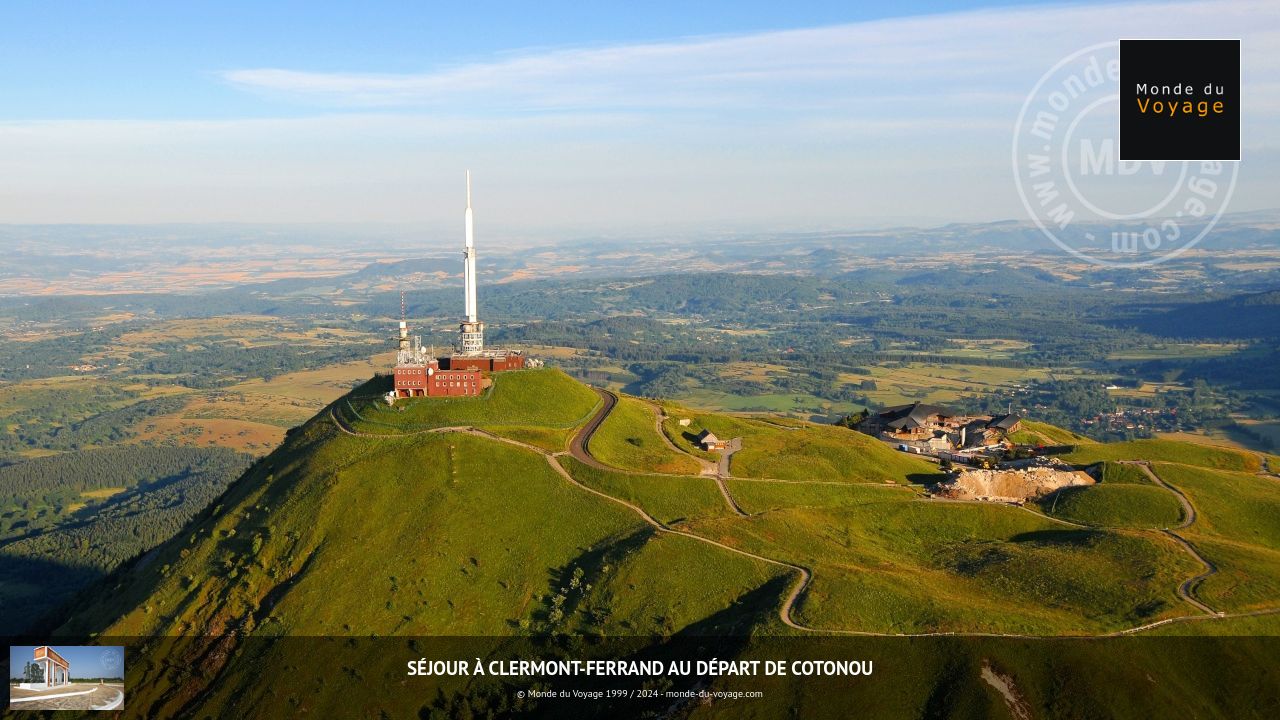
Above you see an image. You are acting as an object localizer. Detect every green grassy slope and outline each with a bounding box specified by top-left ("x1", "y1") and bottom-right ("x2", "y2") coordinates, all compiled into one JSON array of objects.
[
  {"x1": 561, "y1": 456, "x2": 729, "y2": 525},
  {"x1": 1064, "y1": 439, "x2": 1261, "y2": 472},
  {"x1": 588, "y1": 395, "x2": 701, "y2": 474},
  {"x1": 1038, "y1": 484, "x2": 1186, "y2": 529},
  {"x1": 1011, "y1": 419, "x2": 1094, "y2": 445},
  {"x1": 663, "y1": 407, "x2": 940, "y2": 483},
  {"x1": 58, "y1": 399, "x2": 771, "y2": 641},
  {"x1": 40, "y1": 369, "x2": 1280, "y2": 716},
  {"x1": 687, "y1": 485, "x2": 1198, "y2": 635},
  {"x1": 346, "y1": 368, "x2": 600, "y2": 433},
  {"x1": 1100, "y1": 461, "x2": 1155, "y2": 484},
  {"x1": 1153, "y1": 463, "x2": 1280, "y2": 611}
]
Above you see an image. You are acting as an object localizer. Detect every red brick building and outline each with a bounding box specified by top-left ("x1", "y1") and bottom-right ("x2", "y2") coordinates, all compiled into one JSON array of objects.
[
  {"x1": 441, "y1": 351, "x2": 525, "y2": 372},
  {"x1": 394, "y1": 360, "x2": 482, "y2": 398}
]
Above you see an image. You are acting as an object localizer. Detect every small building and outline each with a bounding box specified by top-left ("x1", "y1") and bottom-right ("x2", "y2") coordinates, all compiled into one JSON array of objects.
[
  {"x1": 860, "y1": 402, "x2": 962, "y2": 440},
  {"x1": 33, "y1": 646, "x2": 70, "y2": 688},
  {"x1": 696, "y1": 430, "x2": 727, "y2": 451},
  {"x1": 925, "y1": 431, "x2": 953, "y2": 453},
  {"x1": 987, "y1": 414, "x2": 1023, "y2": 433}
]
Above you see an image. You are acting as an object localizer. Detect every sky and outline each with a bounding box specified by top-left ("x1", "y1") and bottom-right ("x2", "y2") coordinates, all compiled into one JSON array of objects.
[
  {"x1": 1, "y1": 0, "x2": 1277, "y2": 237},
  {"x1": 8, "y1": 646, "x2": 124, "y2": 680}
]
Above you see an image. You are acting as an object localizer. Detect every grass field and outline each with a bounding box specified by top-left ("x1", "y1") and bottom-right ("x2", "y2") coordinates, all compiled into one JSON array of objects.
[
  {"x1": 1009, "y1": 420, "x2": 1094, "y2": 446},
  {"x1": 588, "y1": 396, "x2": 702, "y2": 475},
  {"x1": 1063, "y1": 439, "x2": 1261, "y2": 473},
  {"x1": 80, "y1": 486, "x2": 127, "y2": 500},
  {"x1": 479, "y1": 425, "x2": 574, "y2": 453},
  {"x1": 663, "y1": 409, "x2": 940, "y2": 483},
  {"x1": 348, "y1": 368, "x2": 600, "y2": 433},
  {"x1": 681, "y1": 486, "x2": 1197, "y2": 634},
  {"x1": 1105, "y1": 343, "x2": 1243, "y2": 361},
  {"x1": 562, "y1": 456, "x2": 730, "y2": 525},
  {"x1": 678, "y1": 388, "x2": 859, "y2": 416},
  {"x1": 63, "y1": 421, "x2": 774, "y2": 642},
  {"x1": 724, "y1": 479, "x2": 919, "y2": 514},
  {"x1": 1100, "y1": 461, "x2": 1155, "y2": 484},
  {"x1": 1153, "y1": 463, "x2": 1280, "y2": 612},
  {"x1": 47, "y1": 368, "x2": 1280, "y2": 719},
  {"x1": 1038, "y1": 484, "x2": 1185, "y2": 529},
  {"x1": 133, "y1": 417, "x2": 285, "y2": 454}
]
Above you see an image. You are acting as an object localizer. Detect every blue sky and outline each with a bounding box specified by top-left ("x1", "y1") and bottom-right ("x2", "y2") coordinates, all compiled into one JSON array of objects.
[
  {"x1": 1, "y1": 0, "x2": 1073, "y2": 120},
  {"x1": 1, "y1": 0, "x2": 1276, "y2": 233},
  {"x1": 8, "y1": 646, "x2": 124, "y2": 680}
]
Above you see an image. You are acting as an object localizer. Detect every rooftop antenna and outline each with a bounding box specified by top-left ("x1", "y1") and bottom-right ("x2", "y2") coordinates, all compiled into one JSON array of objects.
[{"x1": 400, "y1": 290, "x2": 406, "y2": 324}]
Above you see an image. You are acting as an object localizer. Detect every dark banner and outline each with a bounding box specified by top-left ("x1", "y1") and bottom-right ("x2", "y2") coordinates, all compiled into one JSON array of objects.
[{"x1": 5, "y1": 635, "x2": 1279, "y2": 719}]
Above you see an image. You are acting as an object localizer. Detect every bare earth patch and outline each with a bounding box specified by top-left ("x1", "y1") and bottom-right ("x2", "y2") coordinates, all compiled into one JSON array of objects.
[{"x1": 934, "y1": 459, "x2": 1095, "y2": 503}]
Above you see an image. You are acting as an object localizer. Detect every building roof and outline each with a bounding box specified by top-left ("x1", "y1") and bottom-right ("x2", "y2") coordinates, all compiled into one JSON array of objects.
[
  {"x1": 877, "y1": 402, "x2": 959, "y2": 430},
  {"x1": 695, "y1": 430, "x2": 720, "y2": 444},
  {"x1": 988, "y1": 414, "x2": 1022, "y2": 430}
]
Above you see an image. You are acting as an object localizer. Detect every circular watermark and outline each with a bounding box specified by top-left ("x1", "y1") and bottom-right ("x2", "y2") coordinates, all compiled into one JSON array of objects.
[
  {"x1": 1012, "y1": 41, "x2": 1237, "y2": 267},
  {"x1": 100, "y1": 647, "x2": 123, "y2": 672}
]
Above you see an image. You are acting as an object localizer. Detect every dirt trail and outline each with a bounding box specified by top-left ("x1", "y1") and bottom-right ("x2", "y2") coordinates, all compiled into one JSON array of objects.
[
  {"x1": 328, "y1": 397, "x2": 1278, "y2": 638},
  {"x1": 1119, "y1": 461, "x2": 1221, "y2": 616},
  {"x1": 714, "y1": 437, "x2": 749, "y2": 517}
]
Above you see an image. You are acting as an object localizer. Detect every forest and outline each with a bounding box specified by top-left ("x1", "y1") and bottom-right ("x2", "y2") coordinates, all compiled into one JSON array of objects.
[{"x1": 0, "y1": 446, "x2": 250, "y2": 634}]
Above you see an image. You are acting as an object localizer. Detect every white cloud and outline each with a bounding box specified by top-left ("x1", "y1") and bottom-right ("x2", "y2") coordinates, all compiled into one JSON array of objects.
[
  {"x1": 2, "y1": 0, "x2": 1277, "y2": 228},
  {"x1": 220, "y1": 0, "x2": 1280, "y2": 117}
]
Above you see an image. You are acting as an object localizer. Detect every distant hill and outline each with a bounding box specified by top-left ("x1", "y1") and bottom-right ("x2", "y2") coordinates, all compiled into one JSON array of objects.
[
  {"x1": 46, "y1": 369, "x2": 1280, "y2": 718},
  {"x1": 1125, "y1": 290, "x2": 1280, "y2": 340}
]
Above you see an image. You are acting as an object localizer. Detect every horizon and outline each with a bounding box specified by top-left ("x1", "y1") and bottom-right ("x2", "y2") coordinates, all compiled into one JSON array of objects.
[{"x1": 1, "y1": 0, "x2": 1276, "y2": 234}]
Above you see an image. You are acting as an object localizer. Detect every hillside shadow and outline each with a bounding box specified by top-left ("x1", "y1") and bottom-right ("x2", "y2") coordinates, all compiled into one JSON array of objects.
[
  {"x1": 907, "y1": 471, "x2": 949, "y2": 487},
  {"x1": 672, "y1": 573, "x2": 791, "y2": 637},
  {"x1": 0, "y1": 553, "x2": 103, "y2": 635},
  {"x1": 535, "y1": 527, "x2": 656, "y2": 630}
]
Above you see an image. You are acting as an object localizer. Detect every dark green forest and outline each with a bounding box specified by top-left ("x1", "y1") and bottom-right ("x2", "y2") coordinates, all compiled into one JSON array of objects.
[{"x1": 0, "y1": 446, "x2": 250, "y2": 634}]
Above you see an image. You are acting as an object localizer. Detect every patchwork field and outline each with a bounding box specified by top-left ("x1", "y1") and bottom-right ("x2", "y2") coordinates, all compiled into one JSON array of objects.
[
  {"x1": 677, "y1": 389, "x2": 860, "y2": 416},
  {"x1": 842, "y1": 362, "x2": 1094, "y2": 407},
  {"x1": 133, "y1": 417, "x2": 285, "y2": 454}
]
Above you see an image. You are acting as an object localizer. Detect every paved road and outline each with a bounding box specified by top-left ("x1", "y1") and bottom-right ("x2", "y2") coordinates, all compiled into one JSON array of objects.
[
  {"x1": 568, "y1": 388, "x2": 617, "y2": 470},
  {"x1": 329, "y1": 397, "x2": 1278, "y2": 637}
]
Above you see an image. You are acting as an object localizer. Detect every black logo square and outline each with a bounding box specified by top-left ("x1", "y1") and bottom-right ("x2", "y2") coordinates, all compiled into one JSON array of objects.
[{"x1": 1120, "y1": 39, "x2": 1239, "y2": 160}]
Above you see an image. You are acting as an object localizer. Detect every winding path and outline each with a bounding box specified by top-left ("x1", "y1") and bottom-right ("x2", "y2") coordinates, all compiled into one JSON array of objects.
[
  {"x1": 1118, "y1": 461, "x2": 1222, "y2": 616},
  {"x1": 714, "y1": 438, "x2": 749, "y2": 517},
  {"x1": 329, "y1": 396, "x2": 1277, "y2": 638},
  {"x1": 567, "y1": 388, "x2": 617, "y2": 471}
]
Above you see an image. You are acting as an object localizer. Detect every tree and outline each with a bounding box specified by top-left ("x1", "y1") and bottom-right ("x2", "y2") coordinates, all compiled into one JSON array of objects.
[{"x1": 24, "y1": 660, "x2": 44, "y2": 683}]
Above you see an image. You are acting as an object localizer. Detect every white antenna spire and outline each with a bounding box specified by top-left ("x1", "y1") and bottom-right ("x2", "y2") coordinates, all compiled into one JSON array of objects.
[{"x1": 463, "y1": 171, "x2": 478, "y2": 322}]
